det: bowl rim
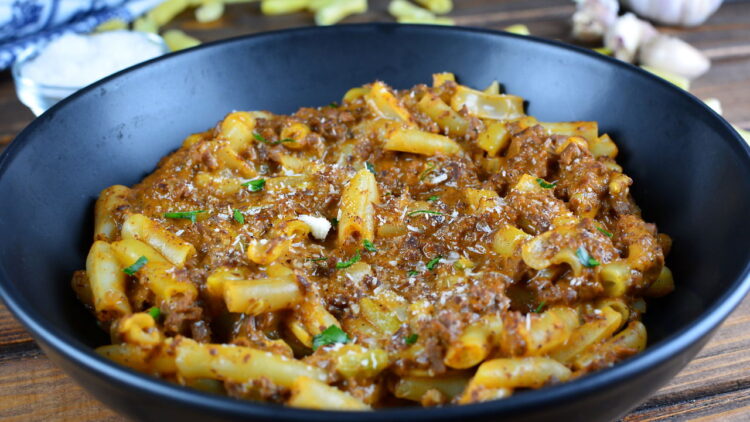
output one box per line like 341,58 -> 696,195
2,22 -> 750,420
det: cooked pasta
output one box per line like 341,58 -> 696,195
73,74 -> 672,409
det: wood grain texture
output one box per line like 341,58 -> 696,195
0,305 -> 33,347
0,344 -> 121,421
1,0 -> 749,420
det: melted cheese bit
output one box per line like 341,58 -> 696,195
298,215 -> 332,241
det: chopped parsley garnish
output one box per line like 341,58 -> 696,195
328,101 -> 339,108
419,162 -> 437,181
233,209 -> 245,224
308,256 -> 328,262
426,255 -> 442,271
407,210 -> 445,217
405,333 -> 419,345
407,270 -> 419,277
147,306 -> 161,320
576,247 -> 601,268
164,210 -> 206,223
330,217 -> 339,227
363,239 -> 377,252
253,132 -> 296,146
123,256 -> 148,275
535,178 -> 556,189
597,226 -> 613,238
336,251 -> 361,269
534,302 -> 546,313
427,195 -> 439,202
312,325 -> 349,350
242,178 -> 266,192
365,161 -> 376,175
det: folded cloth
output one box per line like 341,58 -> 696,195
0,0 -> 163,70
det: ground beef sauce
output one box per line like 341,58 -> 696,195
77,77 -> 672,408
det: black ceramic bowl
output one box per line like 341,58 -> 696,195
1,24 -> 749,422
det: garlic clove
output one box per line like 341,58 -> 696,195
571,0 -> 619,42
622,0 -> 723,27
604,12 -> 657,63
638,34 -> 710,80
680,0 -> 723,26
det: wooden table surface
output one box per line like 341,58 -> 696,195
1,0 -> 749,420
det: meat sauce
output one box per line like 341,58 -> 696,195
76,78 -> 672,407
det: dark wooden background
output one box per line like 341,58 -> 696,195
1,0 -> 749,420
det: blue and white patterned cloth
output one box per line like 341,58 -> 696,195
0,0 -> 163,70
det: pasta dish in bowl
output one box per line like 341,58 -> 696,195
74,73 -> 673,410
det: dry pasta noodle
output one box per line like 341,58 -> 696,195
74,73 -> 673,409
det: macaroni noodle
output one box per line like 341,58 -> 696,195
73,75 -> 673,409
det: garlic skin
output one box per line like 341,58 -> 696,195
622,0 -> 723,27
604,12 -> 657,62
572,0 -> 619,42
639,35 -> 710,79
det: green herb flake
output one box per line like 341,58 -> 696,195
365,161 -> 376,175
253,132 -> 268,143
163,210 -> 206,223
407,270 -> 419,277
576,247 -> 601,268
330,217 -> 339,227
242,178 -> 266,192
363,239 -> 377,252
427,195 -> 439,202
407,210 -> 445,217
123,256 -> 148,275
405,334 -> 419,345
233,209 -> 245,224
535,178 -> 557,189
253,132 -> 296,146
312,324 -> 350,350
426,255 -> 442,271
147,306 -> 161,320
336,251 -> 361,269
328,101 -> 339,108
534,302 -> 546,313
419,162 -> 437,181
308,256 -> 328,262
597,226 -> 613,238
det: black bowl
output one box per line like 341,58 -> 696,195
1,24 -> 750,422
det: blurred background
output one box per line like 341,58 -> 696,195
0,0 -> 748,148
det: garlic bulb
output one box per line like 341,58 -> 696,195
572,0 -> 619,42
580,1 -> 713,80
604,12 -> 657,62
622,0 -> 723,27
639,35 -> 710,79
